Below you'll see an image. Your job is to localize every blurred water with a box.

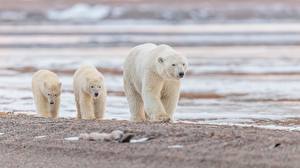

[1,24,300,131]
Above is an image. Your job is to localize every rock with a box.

[111,130,124,140]
[89,132,112,141]
[119,133,134,143]
[274,143,281,148]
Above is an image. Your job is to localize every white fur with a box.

[73,65,107,120]
[123,43,188,122]
[32,70,62,118]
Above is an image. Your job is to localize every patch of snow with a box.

[64,136,79,141]
[168,145,184,149]
[34,135,46,139]
[130,137,150,143]
[47,3,110,21]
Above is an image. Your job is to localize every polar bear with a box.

[32,70,62,118]
[123,43,188,122]
[73,65,107,120]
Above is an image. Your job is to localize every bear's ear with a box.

[158,57,164,64]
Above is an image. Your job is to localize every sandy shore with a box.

[0,114,299,168]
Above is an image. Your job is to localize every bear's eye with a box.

[172,64,176,66]
[183,63,185,66]
[98,86,101,88]
[91,86,94,88]
[47,93,50,96]
[54,94,57,97]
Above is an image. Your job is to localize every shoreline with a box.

[0,114,299,168]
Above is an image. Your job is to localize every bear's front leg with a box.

[94,97,106,119]
[49,97,60,118]
[80,94,95,119]
[161,81,181,122]
[142,90,169,122]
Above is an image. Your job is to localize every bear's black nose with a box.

[95,93,99,97]
[50,101,54,105]
[179,72,185,78]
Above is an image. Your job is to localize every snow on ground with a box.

[47,3,110,21]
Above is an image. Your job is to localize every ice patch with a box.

[34,135,46,139]
[47,3,110,21]
[130,137,150,143]
[168,145,184,149]
[64,136,79,141]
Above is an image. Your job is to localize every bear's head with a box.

[155,46,188,80]
[84,77,105,99]
[43,82,62,105]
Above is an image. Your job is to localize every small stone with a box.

[274,143,281,148]
[64,137,79,141]
[168,145,184,149]
[34,135,46,139]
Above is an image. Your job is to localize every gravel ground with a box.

[0,114,299,168]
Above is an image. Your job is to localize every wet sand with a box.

[0,114,299,168]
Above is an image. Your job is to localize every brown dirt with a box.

[0,114,300,168]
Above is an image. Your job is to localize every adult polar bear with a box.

[123,43,188,122]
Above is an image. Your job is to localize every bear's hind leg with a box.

[124,82,146,122]
[128,93,146,122]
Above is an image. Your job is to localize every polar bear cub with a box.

[32,70,62,118]
[73,65,107,120]
[123,43,188,122]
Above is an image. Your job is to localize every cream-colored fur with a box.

[123,43,188,122]
[73,65,107,120]
[32,70,61,118]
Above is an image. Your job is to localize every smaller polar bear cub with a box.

[73,65,107,120]
[123,43,188,122]
[32,70,62,118]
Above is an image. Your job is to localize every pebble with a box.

[168,145,184,149]
[64,137,79,141]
